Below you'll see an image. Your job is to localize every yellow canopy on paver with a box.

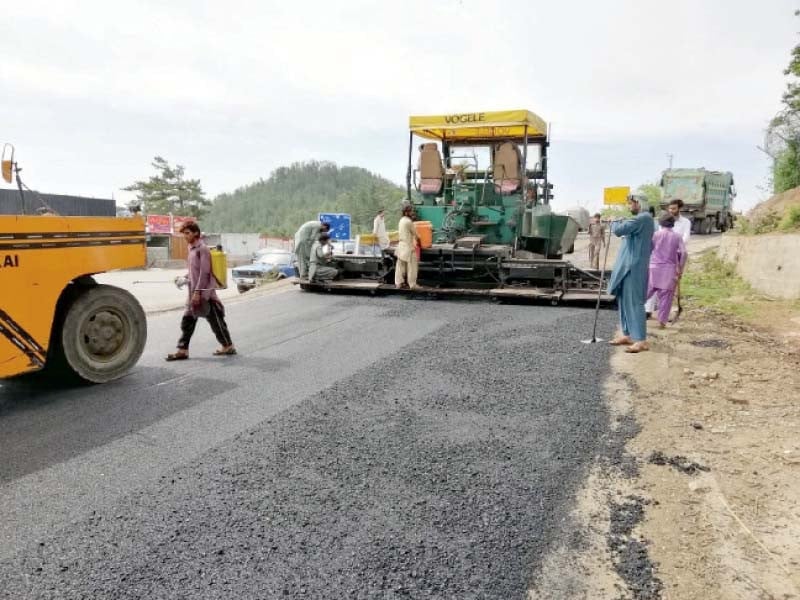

[408,109,547,142]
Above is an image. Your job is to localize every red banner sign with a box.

[146,214,171,234]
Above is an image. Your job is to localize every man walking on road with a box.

[608,196,654,354]
[647,214,687,329]
[166,222,236,361]
[372,208,390,251]
[645,198,690,317]
[395,204,421,290]
[294,220,331,279]
[587,213,606,270]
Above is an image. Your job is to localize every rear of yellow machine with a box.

[0,146,148,383]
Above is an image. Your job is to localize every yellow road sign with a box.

[604,186,630,205]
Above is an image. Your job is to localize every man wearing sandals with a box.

[607,196,654,353]
[166,222,236,361]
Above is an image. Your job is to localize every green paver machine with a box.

[300,110,612,304]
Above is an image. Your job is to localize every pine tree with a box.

[124,156,211,218]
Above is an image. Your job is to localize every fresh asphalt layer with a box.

[0,287,618,599]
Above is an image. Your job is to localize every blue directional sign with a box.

[318,212,351,241]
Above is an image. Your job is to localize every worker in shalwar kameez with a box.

[587,213,606,270]
[607,196,655,353]
[645,198,691,317]
[647,214,687,329]
[395,204,421,289]
[293,220,330,279]
[308,233,339,283]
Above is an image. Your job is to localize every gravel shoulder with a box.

[531,233,800,599]
[619,308,800,599]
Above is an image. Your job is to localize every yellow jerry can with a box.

[210,247,228,289]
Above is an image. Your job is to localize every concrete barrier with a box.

[718,234,800,299]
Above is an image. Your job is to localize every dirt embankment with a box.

[748,185,800,220]
[617,309,800,599]
[529,290,800,599]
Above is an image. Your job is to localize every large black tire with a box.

[59,285,147,383]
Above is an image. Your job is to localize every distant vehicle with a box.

[660,168,735,234]
[231,249,295,293]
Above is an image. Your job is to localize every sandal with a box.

[213,347,237,356]
[166,353,189,361]
[625,342,650,354]
[609,336,632,346]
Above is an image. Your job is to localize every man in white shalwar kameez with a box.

[372,209,390,251]
[394,205,421,289]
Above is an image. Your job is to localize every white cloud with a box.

[0,0,797,212]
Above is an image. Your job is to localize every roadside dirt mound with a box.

[748,185,800,219]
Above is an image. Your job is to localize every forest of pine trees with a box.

[200,161,406,236]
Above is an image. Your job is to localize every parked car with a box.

[231,249,295,293]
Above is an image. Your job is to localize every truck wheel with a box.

[59,285,147,383]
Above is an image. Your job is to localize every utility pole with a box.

[667,153,674,169]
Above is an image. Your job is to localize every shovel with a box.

[670,279,683,324]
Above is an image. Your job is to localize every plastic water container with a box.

[414,221,433,249]
[210,248,228,289]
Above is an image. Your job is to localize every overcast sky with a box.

[1,0,797,213]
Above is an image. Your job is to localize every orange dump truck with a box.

[0,148,148,383]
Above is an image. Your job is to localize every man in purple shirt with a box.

[647,214,687,328]
[166,222,236,361]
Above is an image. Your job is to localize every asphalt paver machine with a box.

[300,110,612,304]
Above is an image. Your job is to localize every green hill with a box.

[201,161,406,236]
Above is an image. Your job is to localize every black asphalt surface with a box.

[0,288,620,599]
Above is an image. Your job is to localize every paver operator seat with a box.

[493,141,523,195]
[418,143,444,195]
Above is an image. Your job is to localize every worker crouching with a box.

[309,233,340,283]
[294,220,331,279]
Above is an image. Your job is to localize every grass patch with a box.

[681,251,758,318]
[780,205,800,231]
[736,205,800,234]
[682,250,800,324]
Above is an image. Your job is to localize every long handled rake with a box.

[582,224,614,344]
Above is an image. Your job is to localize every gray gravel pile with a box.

[2,299,619,599]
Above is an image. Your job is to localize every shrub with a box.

[736,216,752,234]
[753,210,781,234]
[779,204,800,231]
